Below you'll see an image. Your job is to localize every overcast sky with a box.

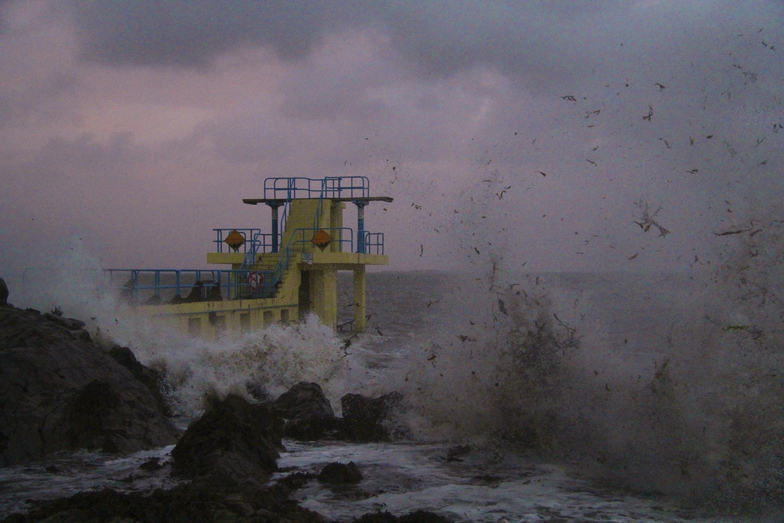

[1,0,782,278]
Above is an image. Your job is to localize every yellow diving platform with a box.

[107,177,392,337]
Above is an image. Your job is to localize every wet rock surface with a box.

[266,383,407,443]
[171,394,282,485]
[271,382,338,440]
[0,285,445,522]
[0,379,444,523]
[0,278,9,307]
[0,302,179,467]
[317,461,363,484]
[340,392,405,442]
[1,483,329,523]
[1,484,450,523]
[355,512,451,523]
[107,344,171,416]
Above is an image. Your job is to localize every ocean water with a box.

[2,270,783,521]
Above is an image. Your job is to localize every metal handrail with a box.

[291,227,354,253]
[363,232,385,255]
[279,200,291,240]
[263,176,370,200]
[212,227,381,256]
[213,229,263,254]
[312,179,326,231]
[199,176,384,303]
[104,268,277,302]
[108,227,382,304]
[266,227,352,295]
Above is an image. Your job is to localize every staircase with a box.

[247,199,322,299]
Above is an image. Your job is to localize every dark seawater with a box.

[2,270,782,521]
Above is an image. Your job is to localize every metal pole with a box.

[267,202,282,253]
[354,201,366,254]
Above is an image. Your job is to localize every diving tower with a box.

[107,176,392,337]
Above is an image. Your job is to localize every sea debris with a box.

[634,199,670,237]
[713,225,757,236]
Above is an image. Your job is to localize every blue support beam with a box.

[266,202,284,253]
[353,200,367,254]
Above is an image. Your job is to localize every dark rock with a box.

[0,278,9,307]
[108,344,170,416]
[317,461,363,484]
[2,479,351,523]
[41,312,92,343]
[353,511,451,523]
[145,294,162,305]
[44,313,85,331]
[139,457,164,472]
[246,381,272,402]
[354,511,400,523]
[0,483,296,523]
[0,305,179,466]
[171,394,282,485]
[183,281,204,303]
[399,510,452,523]
[340,392,405,442]
[271,382,337,440]
[277,471,317,490]
[206,281,222,301]
[273,382,334,418]
[120,278,136,304]
[66,380,125,452]
[445,445,472,462]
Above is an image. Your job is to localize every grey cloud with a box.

[374,1,625,86]
[0,0,18,34]
[72,0,362,67]
[71,0,783,94]
[0,70,81,128]
[71,0,624,84]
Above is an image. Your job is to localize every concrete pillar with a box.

[311,267,338,329]
[353,265,366,333]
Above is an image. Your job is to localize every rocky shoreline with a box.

[0,278,449,523]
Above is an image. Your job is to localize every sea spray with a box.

[12,247,784,512]
[10,253,362,419]
[133,314,355,419]
[390,259,784,511]
[390,272,583,444]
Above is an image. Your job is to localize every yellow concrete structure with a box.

[111,177,391,338]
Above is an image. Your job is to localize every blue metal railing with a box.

[258,226,354,304]
[213,229,263,254]
[212,227,382,256]
[237,176,369,270]
[213,227,384,256]
[312,179,326,231]
[279,200,291,242]
[105,268,277,303]
[266,227,350,296]
[263,176,370,200]
[190,176,385,303]
[363,232,385,255]
[113,227,383,304]
[290,227,354,253]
